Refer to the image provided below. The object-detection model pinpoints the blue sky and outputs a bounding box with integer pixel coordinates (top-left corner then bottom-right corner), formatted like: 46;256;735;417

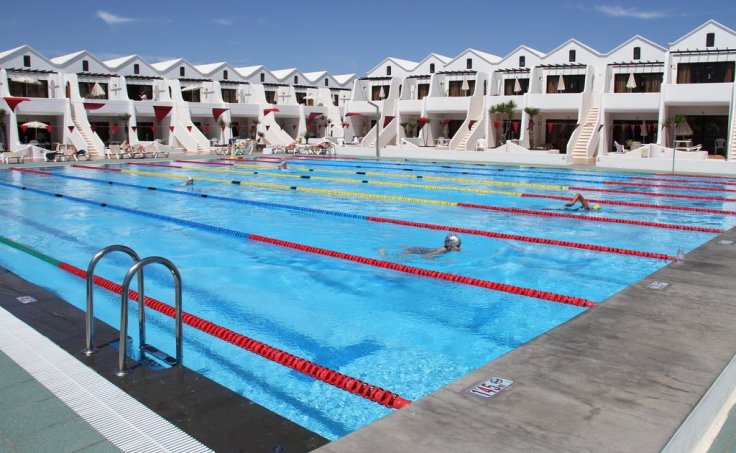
1;1;735;75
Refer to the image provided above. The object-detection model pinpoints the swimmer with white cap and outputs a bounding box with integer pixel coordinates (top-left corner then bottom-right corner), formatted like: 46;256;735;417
380;233;462;259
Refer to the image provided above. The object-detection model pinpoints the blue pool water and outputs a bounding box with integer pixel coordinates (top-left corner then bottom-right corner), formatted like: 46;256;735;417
1;159;735;440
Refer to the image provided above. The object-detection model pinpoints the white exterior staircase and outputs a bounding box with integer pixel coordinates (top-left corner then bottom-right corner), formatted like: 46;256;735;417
571;106;599;159
730;112;736;160
71;118;100;158
456;118;482;151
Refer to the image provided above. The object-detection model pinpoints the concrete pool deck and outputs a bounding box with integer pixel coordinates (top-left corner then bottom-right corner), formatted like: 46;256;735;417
318;227;736;452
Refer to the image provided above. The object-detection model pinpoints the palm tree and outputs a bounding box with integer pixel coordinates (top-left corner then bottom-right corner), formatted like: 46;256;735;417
118;114;131;142
523;107;540;149
489;100;517;146
663;114;685;148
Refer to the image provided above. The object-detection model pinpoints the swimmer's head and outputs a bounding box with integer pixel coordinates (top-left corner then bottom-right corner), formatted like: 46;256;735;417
444;233;461;250
187;176;193;182
591;203;601;211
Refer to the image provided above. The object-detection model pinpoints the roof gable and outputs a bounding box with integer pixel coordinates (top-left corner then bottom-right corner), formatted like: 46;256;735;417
152;59;205;79
50;50;112;74
366;57;418;76
542;39;601;64
669;20;736;50
0;45;57;72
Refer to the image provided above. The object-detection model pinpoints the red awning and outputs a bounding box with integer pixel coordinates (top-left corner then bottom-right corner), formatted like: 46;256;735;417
153;105;172;124
3;97;30;112
212;108;229;121
263;108;280;115
345;112;362;117
417;117;429;124
83;102;105;110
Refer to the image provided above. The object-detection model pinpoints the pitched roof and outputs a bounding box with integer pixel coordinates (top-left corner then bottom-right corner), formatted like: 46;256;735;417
194;62;228;75
333;74;356;84
303;71;327;82
50;50;88;65
151;59;183;71
235;65;265;77
669;19;736;46
103;55;138;69
543;39;602;58
271;68;298;79
604;35;666;56
365;57;419;75
0;45;27;60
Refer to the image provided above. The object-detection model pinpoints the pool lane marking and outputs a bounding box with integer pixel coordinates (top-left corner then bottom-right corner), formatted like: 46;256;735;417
12;168;677;261
604;180;736;192
0;233;412;410
226;163;736;202
227;162;571;191
59;166;725;233
137;163;736;216
0;179;596;308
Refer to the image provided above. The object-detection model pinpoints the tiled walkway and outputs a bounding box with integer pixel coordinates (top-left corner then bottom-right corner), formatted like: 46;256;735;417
0;351;119;452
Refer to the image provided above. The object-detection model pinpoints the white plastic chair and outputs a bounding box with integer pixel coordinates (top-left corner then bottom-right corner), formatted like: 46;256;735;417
614;141;625;153
475;138;487;151
715;138;726;155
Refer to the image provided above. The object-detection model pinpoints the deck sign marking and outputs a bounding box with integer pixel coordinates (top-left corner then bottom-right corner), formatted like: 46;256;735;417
648;281;670;290
719;240;734;245
467;377;513;398
16;296;37;304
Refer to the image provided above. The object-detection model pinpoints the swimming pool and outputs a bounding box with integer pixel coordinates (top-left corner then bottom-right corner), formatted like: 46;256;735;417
1;158;735;440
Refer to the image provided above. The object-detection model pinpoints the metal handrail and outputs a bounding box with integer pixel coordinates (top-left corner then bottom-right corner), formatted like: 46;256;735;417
115;256;183;377
83;245;142;356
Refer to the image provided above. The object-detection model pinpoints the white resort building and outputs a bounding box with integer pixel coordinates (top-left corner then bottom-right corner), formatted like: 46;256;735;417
1;19;735;173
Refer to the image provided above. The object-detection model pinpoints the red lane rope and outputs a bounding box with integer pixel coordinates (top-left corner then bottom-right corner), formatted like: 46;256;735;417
570;185;736;202
365;217;676;261
632;176;736;186
653;173;736;181
247;234;597;308
521;193;736;216
457;203;724;234
8;167;53;175
605;180;736;192
71;164;122;172
126;162;183;168
55;262;411;409
175;160;234;166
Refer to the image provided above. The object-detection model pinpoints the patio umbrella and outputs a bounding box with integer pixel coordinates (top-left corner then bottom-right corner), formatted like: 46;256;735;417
21;121;49;141
626;73;637;90
461;77;470;92
675;119;693;138
513;78;522;94
379;86;385;99
557;75;566;92
90;82;106;97
181;85;201;92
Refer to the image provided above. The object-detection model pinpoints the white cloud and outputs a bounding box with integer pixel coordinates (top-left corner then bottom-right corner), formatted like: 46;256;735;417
97;11;136;25
595;5;668;19
211;18;232;26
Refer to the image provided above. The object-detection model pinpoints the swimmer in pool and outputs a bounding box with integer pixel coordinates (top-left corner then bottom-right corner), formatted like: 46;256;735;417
380;233;462;259
564;192;600;211
277;159;288;170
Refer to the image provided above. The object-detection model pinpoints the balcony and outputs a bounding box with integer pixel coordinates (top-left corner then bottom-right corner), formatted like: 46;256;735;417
525;93;581;111
602;93;660;112
663;82;733;105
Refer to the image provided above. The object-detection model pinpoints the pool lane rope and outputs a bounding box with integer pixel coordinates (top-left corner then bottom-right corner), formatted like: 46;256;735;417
132;163;736;216
11;168;677;261
0;177;596;308
0;234;411;409
61;165;725;233
228;162;736;203
603;180;736;193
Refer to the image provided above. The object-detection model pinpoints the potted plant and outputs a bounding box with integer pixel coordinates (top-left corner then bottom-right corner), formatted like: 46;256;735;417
489;100;517;146
625;139;636;150
523;107;540;149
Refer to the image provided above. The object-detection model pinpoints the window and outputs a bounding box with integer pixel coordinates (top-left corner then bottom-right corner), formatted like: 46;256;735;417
429;63;435;73
546;74;585;93
222;88;237;103
613;73;662;93
706;33;715;47
223;70;228;80
127;84;153;100
466;58;473;69
632;47;641;60
677;62;735;84
417;83;430;99
23;55;31;67
504;78;530;95
294;75;298;84
325;78;329;86
386;65;392;76
569;50;576;62
519;56;526;67
180;66;185;77
133;64;140;75
448;80;475;97
260;73;265;82
82;60;89;72
265;90;275;103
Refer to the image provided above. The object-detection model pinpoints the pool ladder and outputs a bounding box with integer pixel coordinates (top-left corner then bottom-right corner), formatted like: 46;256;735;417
82;245;183;377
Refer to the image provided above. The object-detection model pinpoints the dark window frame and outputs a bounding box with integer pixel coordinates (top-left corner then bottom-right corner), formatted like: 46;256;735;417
633;47;641;60
569;50;576;62
706;33;715;47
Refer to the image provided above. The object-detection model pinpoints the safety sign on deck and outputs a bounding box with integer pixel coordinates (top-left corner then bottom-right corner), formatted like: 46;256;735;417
16;296;37;304
467;377;513;398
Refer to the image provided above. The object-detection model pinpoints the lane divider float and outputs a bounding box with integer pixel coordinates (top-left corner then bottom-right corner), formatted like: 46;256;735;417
0;233;411;409
57;166;724;233
0;178;596;308
12;168;676;261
